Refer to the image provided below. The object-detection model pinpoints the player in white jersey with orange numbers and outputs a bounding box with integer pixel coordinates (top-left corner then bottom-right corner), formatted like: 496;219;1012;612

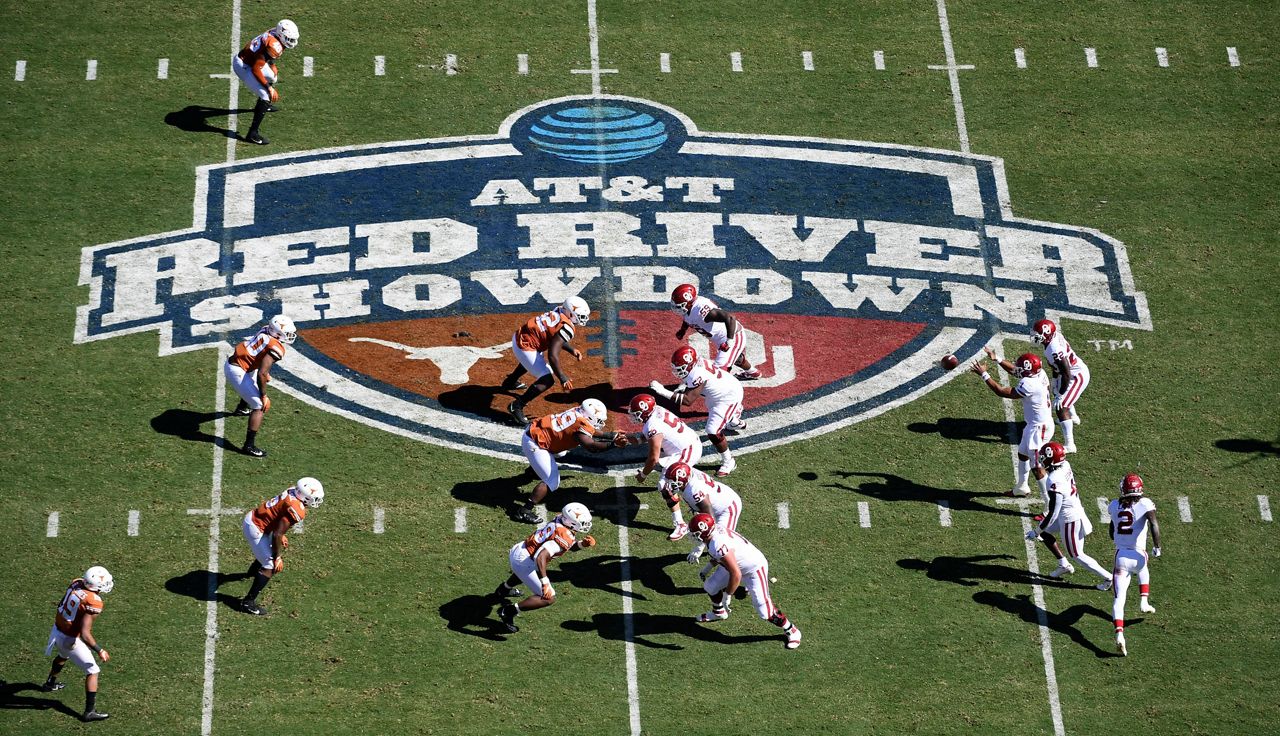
688;514;802;649
973;349;1056;497
626;393;703;540
1031;319;1089;453
670;283;760;379
661;461;744;567
649;345;746;476
1107;473;1162;656
1027;443;1114;588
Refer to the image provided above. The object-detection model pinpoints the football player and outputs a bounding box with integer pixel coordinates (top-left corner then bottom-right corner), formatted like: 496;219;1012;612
688;514;802;649
513;398;627;524
502;297;591;425
224;314;297;458
624;393;704;540
1107;473;1162;656
973;349;1056;497
649;345;747;476
671;284;761;380
232;19;298;145
1026;442;1114;587
43;566;114;721
1031;319;1089;453
661;461;744;578
238;477;324;615
495;503;597;633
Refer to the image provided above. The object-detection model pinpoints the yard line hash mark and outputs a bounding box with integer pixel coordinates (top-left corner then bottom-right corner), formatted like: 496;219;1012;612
302;55;313;77
374;55;386;76
1259;495;1272;522
86;59;98;81
802;51;814;71
373;507;386;534
858;501;871;528
571;0;617;95
445;54;458;75
659;53;671;73
776;501;790;529
1155;47;1169;67
127;510;140;537
730;51;743;72
1085;47;1098;68
157;58;169;79
873;50;886;70
1227;47;1240;67
937;500;952;527
46;512;59;538
1177;496;1193;523
517;53;529;75
454;507;467;533
15;60;26;81
1096;497;1110;524
1014;48;1027;68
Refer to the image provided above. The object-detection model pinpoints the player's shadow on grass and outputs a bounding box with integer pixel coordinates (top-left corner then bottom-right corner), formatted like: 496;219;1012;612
152;408;236;448
164;105;253;139
826;471;1024;517
558;553;701;601
437;384;521;424
562;612;776;650
897;555;1093;589
972;590;1127;658
907;417;1011;444
439;594;513;641
0;680;84;720
1215;437;1280;469
164;568;253;611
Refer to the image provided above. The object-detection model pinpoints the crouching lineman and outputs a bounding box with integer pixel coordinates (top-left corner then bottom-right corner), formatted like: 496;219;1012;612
688;514;801;649
671;283;760;379
495;503;596;633
662;461;744;578
626;393;703;540
503;297;591;425
224;314;297;458
238;477;325;615
650;345;747;477
43;566;114;722
1026;442;1113;588
1108;473;1162;656
514;398;628;524
232;19;299;145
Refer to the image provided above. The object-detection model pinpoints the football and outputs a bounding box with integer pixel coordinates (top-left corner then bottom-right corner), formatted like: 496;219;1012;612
940;354;959;371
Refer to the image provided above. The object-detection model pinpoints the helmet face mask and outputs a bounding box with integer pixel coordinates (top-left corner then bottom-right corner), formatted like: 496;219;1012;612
273;19;299;49
562;296;591;326
670;346;697;379
671;284;697;314
559;502;592;533
664;461;692;493
689;513;716;542
628;393;656;424
1031;319;1057;346
84;566;114;594
294;477;325;507
267;314;297;344
580;398;608;429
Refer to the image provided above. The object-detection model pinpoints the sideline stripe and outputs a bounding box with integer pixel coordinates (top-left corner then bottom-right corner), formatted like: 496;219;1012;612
128;510;140;537
933;0;970;152
445;54;458;75
611;475;642;736
1259;495;1272;522
1014;48;1026;68
373;507;386;534
730;51;743;72
1155;47;1169;67
937;500;952;527
1096;497;1110;524
873;50;885;70
776;501;790;529
86;59;98;81
517;53;529;75
1085;47;1098;68
303;55;314;77
157;58;169;79
659;53;671;73
374;55;386;76
454;507;467;533
15;60;26;81
802;51;814;71
46;512;59;538
1177;496;1193;523
858;501;871;528
1227;47;1240;67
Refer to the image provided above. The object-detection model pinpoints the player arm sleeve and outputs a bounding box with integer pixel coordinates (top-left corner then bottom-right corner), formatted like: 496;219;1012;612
1040;491;1061;532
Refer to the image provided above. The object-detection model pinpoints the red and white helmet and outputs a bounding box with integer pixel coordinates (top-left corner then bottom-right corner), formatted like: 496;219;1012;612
628;393;657;424
671;345;698;379
1014;352;1042;378
1120;473;1144;500
671;283;697;314
1038;441;1066;469
1031;318;1058;346
664;461;693;494
689;512;717;542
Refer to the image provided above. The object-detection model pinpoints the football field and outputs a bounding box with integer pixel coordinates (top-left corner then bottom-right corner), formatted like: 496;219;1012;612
2;1;1278;734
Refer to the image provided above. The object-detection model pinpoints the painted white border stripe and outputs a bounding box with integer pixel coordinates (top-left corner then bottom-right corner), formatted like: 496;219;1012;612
802;51;814;71
15;59;26;81
128;510;140;537
857;501;871;528
1155;47;1168;68
937;500;952;527
659;53;671;73
1259;495;1272;522
374;55;386;76
934;0;971;153
730;51;743;72
1014;48;1026;68
517;53;529;75
1085;47;1098;68
46;512;59;538
157;58;170;80
454;507;467;533
1177;496;1193;523
302;55;314;77
873;50;886;70
1096;497;1110;524
611;475;642;736
776;502;790;529
86;59;98;81
1227;47;1240;67
373;507;386;534
445;54;458;75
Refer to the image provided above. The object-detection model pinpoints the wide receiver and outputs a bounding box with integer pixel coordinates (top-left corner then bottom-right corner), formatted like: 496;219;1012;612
238;477;325;616
232;19;299;145
513;399;628;524
625;393;703;540
671;284;760;380
1026;442;1114;588
42;566;114;722
1031;319;1089;453
495;503;596;633
502;297;591;425
650;345;747;476
973;349;1055;497
224;314;297;458
1108;473;1162;656
688;514;802;649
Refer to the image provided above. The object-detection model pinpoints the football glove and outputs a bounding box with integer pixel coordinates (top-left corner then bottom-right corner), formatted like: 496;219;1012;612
1152;546;1161;558
579;535;596;549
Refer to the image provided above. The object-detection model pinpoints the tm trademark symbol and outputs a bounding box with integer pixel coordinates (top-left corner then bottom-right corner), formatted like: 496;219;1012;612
1087;338;1133;351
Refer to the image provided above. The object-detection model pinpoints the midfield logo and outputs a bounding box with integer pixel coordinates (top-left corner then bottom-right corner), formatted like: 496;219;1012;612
76;96;1150;463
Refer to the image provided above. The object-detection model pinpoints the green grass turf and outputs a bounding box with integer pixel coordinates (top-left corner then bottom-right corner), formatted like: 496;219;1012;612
2;1;1278;734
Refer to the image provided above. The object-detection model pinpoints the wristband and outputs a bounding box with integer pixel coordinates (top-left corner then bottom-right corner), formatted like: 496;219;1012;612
89;642;102;654
981;372;991;381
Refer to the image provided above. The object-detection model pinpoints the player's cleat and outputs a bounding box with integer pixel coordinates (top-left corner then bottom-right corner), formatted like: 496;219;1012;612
1062;443;1078;454
1139;599;1157;614
498;603;519;633
1115;631;1127;656
82;711;110;722
240;599;268;616
245;132;269;145
716;458;737;477
668;521;689;541
1048;561;1075;578
737;369;761;380
499;375;526;391
265;103;279;113
508;401;530;425
695;608;730;622
728;417;747;432
243;444;266;458
785;626;803;649
493;583;522;598
41;680;65;692
232;400;252;416
1005;486;1031;498
513;506;542;524
1096;579;1113;591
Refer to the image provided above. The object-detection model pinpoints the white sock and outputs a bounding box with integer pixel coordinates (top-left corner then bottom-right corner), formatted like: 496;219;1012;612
1036;473;1049;496
1060;420;1075;446
672;508;684;526
721;449;734;462
1015;459;1030;489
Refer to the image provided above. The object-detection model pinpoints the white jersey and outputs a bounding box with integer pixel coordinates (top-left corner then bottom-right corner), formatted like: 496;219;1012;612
1043;462;1085;526
642;406;699;459
706;529;767;574
678;469;742;517
1014;371;1053;426
1108;497;1156;550
681;296;729;343
1043;332;1087;379
682;359;743;405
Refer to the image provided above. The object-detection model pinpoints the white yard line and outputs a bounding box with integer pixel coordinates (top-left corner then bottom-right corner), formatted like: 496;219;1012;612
373;507;386;534
302;56;314;77
802;51;814;71
1014;48;1027;69
1227;47;1240;67
157;58;170;80
517;53;529;75
454;507;467;533
445;54;458;76
933;0;971;152
776;501;791;529
1155;47;1169;68
201;345;231;736
1017;502;1066;736
659;53;671;73
128;510;140;537
374;55;386;76
86;59;98;81
1085;47;1098;68
937;500;952;527
857;501;871;528
873;50;886;71
1177;496;1193;523
730;51;743;72
610;475;642;736
570;0;618;95
46;512;59;538
14;59;26;81
1259;495;1272;522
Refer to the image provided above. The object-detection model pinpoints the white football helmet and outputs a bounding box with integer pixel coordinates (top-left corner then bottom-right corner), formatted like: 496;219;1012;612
558;502;592;534
580;398;608;429
561;296;590;326
293;477;325;507
273;19;299;49
265;314;297;344
83;566;114;594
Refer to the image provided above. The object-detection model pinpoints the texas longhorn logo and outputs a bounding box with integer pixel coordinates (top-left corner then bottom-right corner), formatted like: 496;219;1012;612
76;96;1150;464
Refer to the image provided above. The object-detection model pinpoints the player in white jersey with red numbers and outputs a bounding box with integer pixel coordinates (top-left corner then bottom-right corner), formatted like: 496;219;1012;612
661;461;744;567
649;345;746;477
688;514;802;649
1107;473;1162;656
973;349;1056;497
1027;443;1114;588
670;283;760;379
626;393;703;540
1032;319;1089;453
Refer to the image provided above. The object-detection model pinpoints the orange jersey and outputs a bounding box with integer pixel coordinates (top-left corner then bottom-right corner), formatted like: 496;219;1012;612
231;329;287;372
249;490;307;534
515;308;576;353
237;31;283;86
53;579;104;637
527;408;595;453
522;521;578;559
